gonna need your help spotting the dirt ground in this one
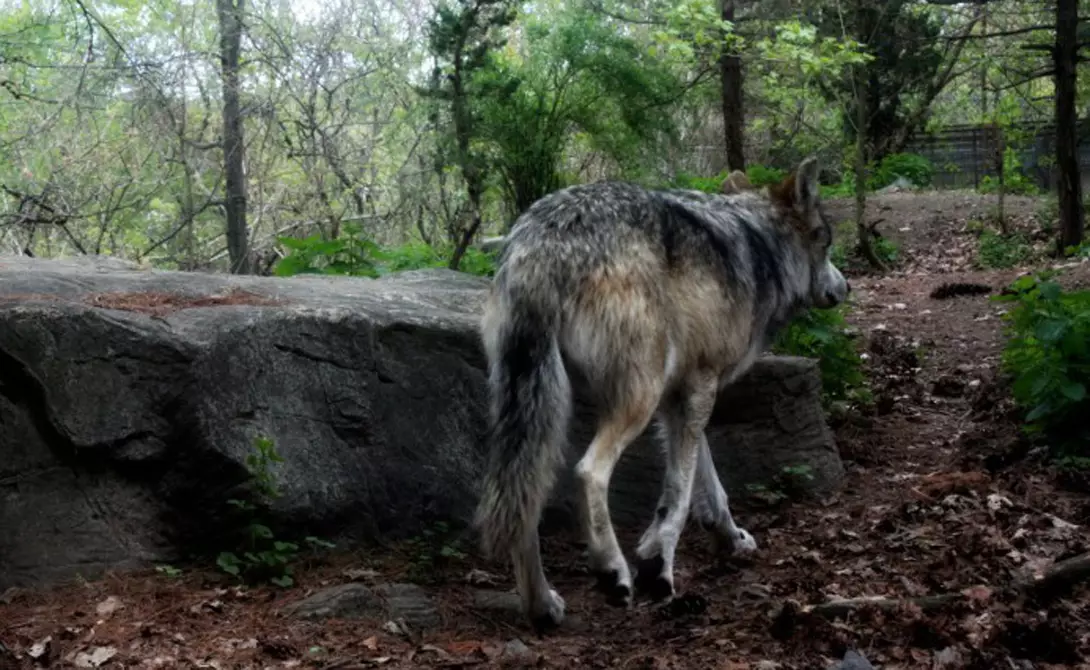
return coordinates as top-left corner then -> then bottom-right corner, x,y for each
3,190 -> 1090,670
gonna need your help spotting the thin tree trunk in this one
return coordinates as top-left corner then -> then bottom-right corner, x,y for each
1055,0 -> 1084,254
994,123 -> 1007,233
719,0 -> 745,172
216,0 -> 251,274
854,61 -> 885,272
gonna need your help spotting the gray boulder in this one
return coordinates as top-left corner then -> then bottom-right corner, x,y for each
0,255 -> 843,589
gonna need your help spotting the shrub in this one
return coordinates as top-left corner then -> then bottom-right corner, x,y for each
671,171 -> 728,194
273,227 -> 498,279
977,148 -> 1039,196
870,152 -> 933,190
995,273 -> 1090,459
976,229 -> 1033,269
745,164 -> 788,187
772,304 -> 870,407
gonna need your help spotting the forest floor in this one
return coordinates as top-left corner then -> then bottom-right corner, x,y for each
3,190 -> 1090,670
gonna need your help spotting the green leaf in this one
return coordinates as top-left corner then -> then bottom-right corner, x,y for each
1060,381 -> 1086,402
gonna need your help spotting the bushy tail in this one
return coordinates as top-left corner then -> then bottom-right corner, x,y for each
474,303 -> 571,561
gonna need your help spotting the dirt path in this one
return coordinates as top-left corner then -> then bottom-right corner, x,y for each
3,192 -> 1089,670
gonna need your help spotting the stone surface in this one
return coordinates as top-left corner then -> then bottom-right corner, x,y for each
282,582 -> 440,630
0,255 -> 843,589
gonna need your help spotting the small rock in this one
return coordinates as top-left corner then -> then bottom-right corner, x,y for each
464,569 -> 499,586
501,639 -> 533,660
283,583 -> 439,631
933,646 -> 963,668
73,646 -> 118,668
96,596 -> 123,616
471,589 -> 521,613
27,636 -> 52,661
830,649 -> 875,670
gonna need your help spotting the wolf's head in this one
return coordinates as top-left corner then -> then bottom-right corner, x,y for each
766,156 -> 849,310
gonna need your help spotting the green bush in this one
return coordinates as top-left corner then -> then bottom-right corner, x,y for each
870,152 -> 933,190
772,304 -> 870,407
978,148 -> 1039,196
671,171 -> 728,194
976,229 -> 1033,269
995,274 -> 1090,458
273,227 -> 498,279
745,164 -> 788,187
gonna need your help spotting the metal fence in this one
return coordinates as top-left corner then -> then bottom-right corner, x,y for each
904,122 -> 1090,192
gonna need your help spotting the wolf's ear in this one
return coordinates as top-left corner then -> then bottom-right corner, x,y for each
721,170 -> 752,195
794,156 -> 821,212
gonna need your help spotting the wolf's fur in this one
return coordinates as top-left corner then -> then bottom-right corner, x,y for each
473,156 -> 849,631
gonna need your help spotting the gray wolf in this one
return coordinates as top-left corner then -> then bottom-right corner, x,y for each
473,156 -> 849,631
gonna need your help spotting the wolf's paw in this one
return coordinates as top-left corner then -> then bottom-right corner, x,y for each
730,528 -> 757,554
529,589 -> 566,634
594,568 -> 633,607
634,555 -> 674,602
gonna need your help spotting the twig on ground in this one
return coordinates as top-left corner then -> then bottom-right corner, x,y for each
796,551 -> 1090,621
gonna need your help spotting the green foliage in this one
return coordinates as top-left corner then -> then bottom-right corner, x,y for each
872,235 -> 900,266
155,564 -> 183,578
672,171 -> 728,194
475,10 -> 687,214
976,229 -> 1034,269
995,274 -> 1090,458
217,436 -> 335,587
978,148 -> 1039,196
870,153 -> 933,189
746,164 -> 788,187
772,305 -> 870,407
403,521 -> 468,583
273,227 -> 498,279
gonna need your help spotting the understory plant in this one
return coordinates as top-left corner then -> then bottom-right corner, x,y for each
772,304 -> 870,408
217,436 -> 334,587
274,225 -> 498,278
995,273 -> 1090,461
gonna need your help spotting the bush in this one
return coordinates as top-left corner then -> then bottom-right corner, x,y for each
671,171 -> 728,194
772,304 -> 870,407
977,147 -> 1039,196
870,152 -> 933,190
995,273 -> 1090,458
745,164 -> 788,187
273,227 -> 497,279
976,229 -> 1033,269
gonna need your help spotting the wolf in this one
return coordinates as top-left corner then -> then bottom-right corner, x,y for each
473,156 -> 849,631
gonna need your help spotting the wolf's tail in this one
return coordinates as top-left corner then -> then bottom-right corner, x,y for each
474,299 -> 572,561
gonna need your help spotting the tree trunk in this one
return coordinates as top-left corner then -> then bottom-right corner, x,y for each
1055,0 -> 1085,254
216,0 -> 251,274
719,0 -> 745,172
854,65 -> 884,272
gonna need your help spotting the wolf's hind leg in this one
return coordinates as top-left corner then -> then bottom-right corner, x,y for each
690,434 -> 758,555
512,527 -> 566,633
575,382 -> 661,607
634,371 -> 718,601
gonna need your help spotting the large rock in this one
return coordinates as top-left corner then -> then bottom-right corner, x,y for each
0,256 -> 843,589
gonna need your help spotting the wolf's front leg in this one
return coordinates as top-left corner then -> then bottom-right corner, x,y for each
689,433 -> 757,555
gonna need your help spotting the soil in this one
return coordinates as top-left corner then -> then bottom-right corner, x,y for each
3,190 -> 1090,670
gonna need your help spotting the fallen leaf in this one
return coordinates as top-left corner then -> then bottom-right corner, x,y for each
362,636 -> 378,651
